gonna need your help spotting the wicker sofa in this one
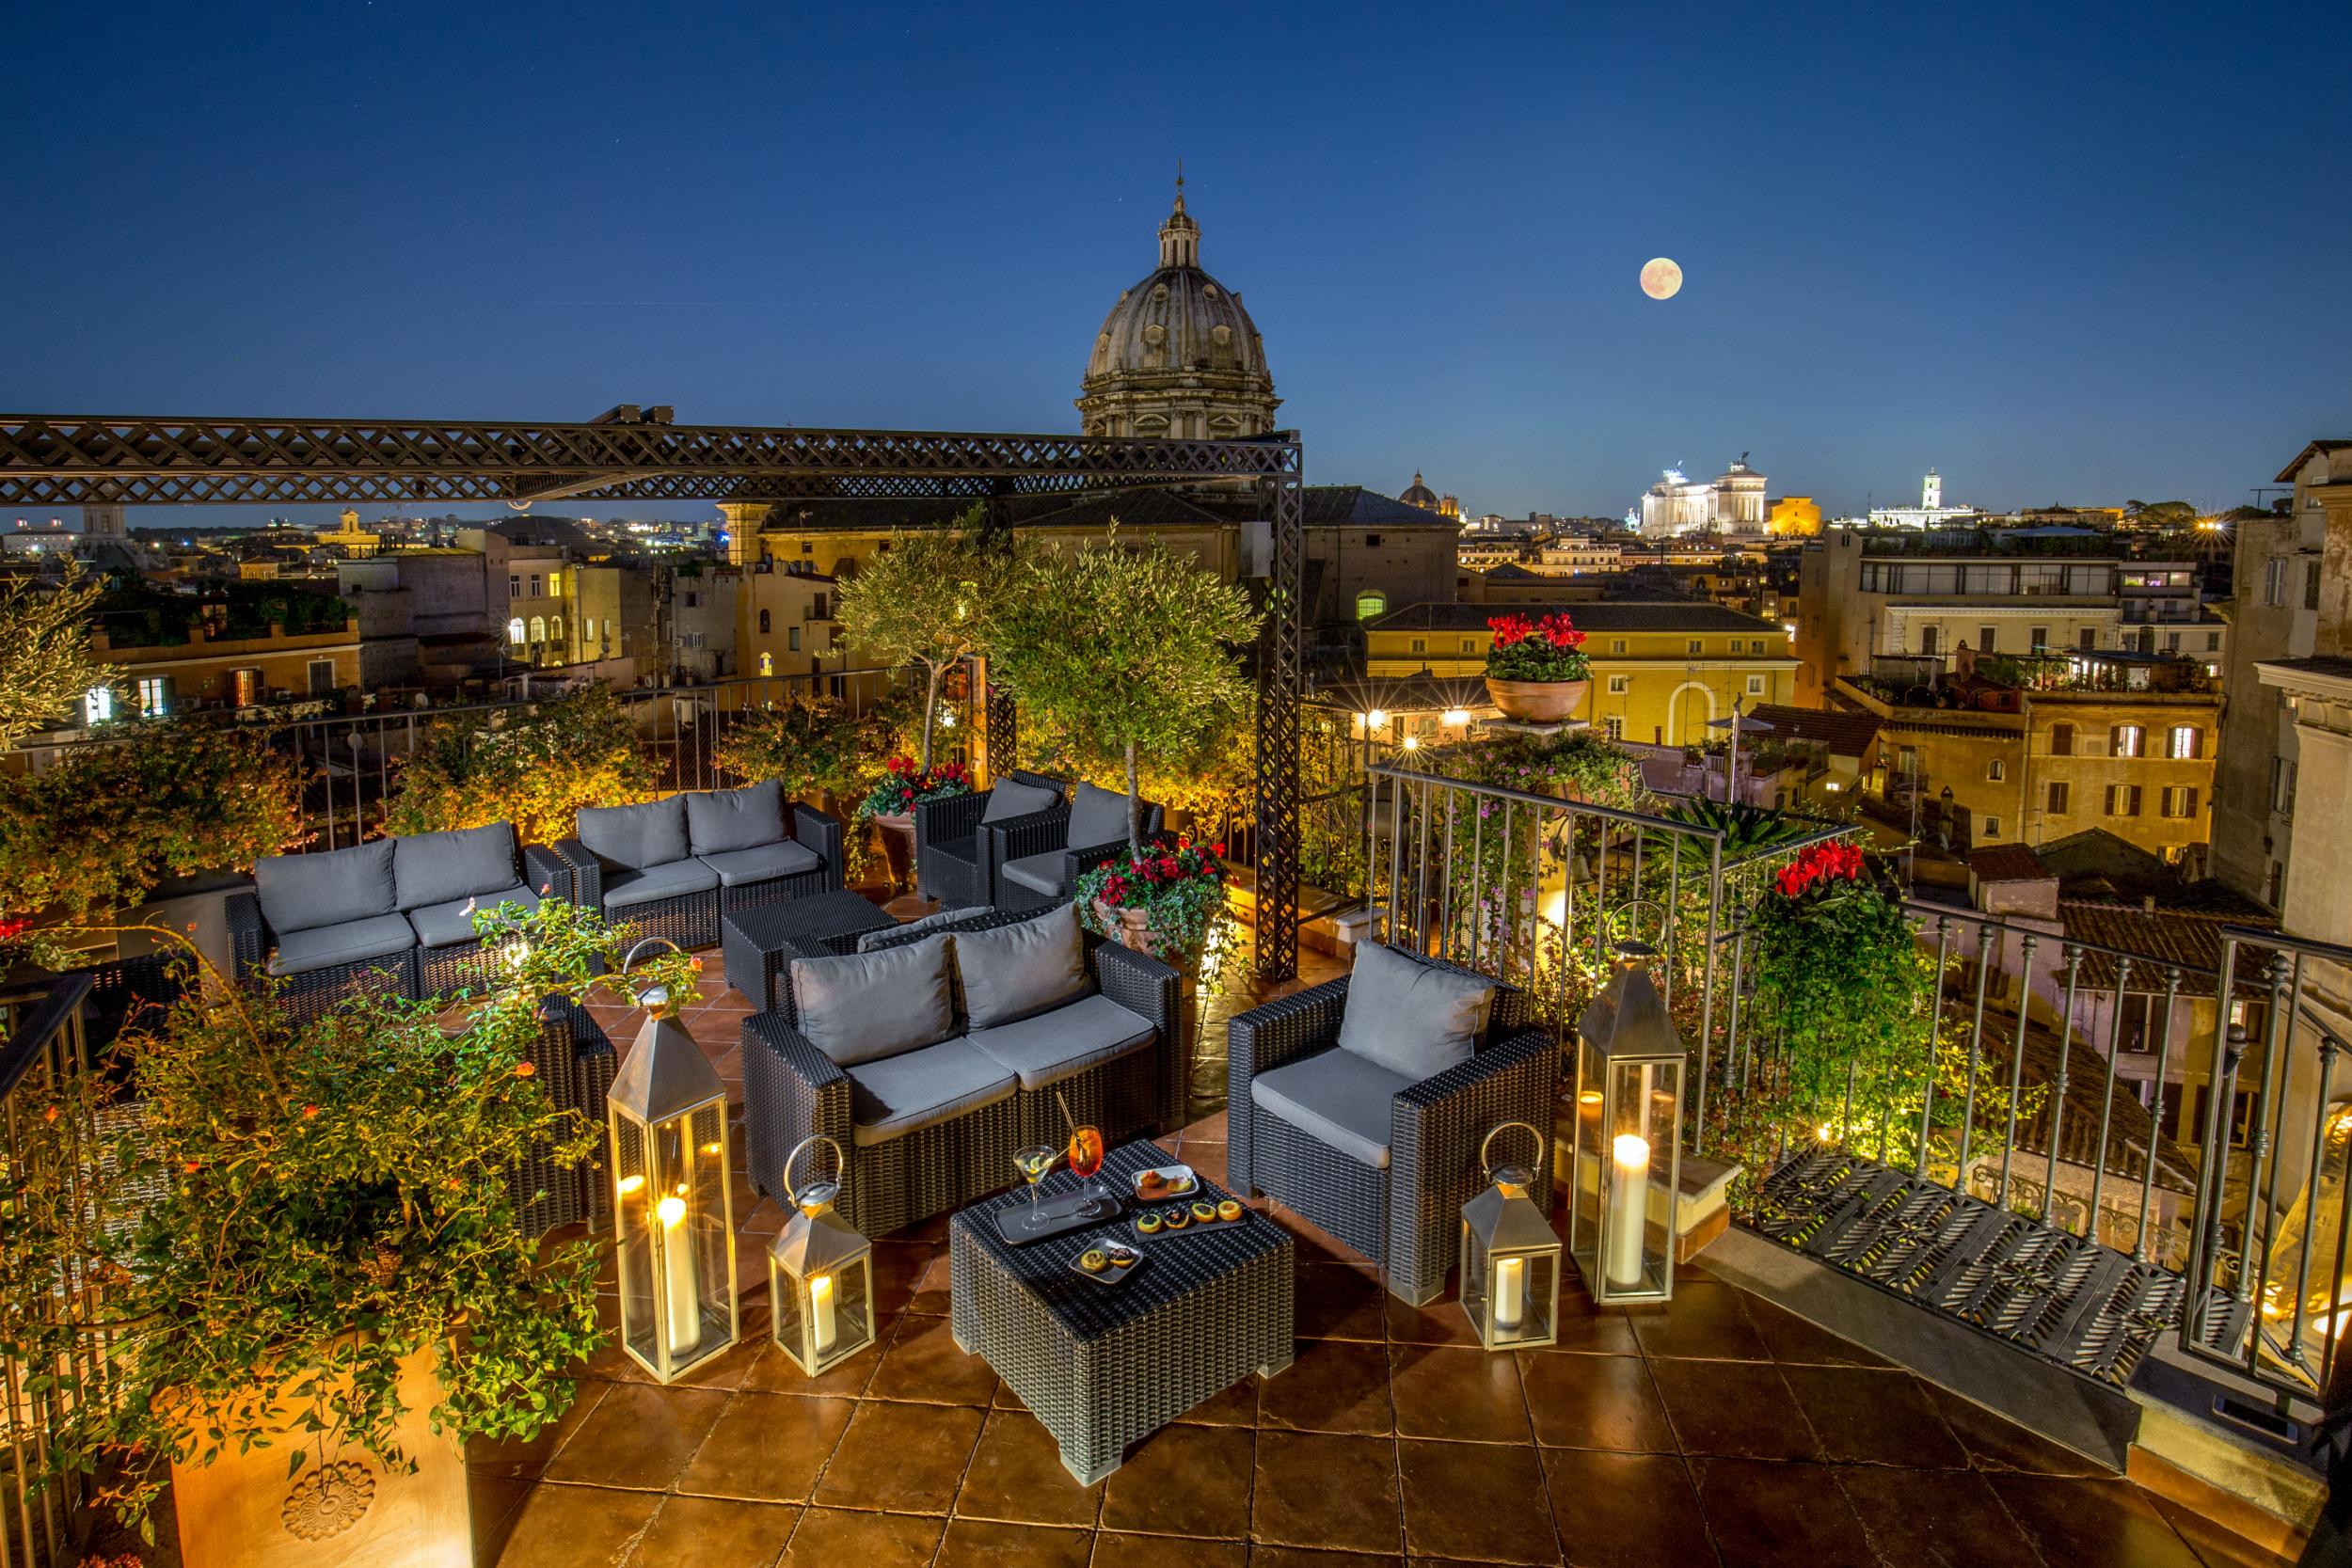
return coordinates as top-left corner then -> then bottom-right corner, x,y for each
1228,943 -> 1558,1306
228,823 -> 566,1016
914,770 -> 1068,908
992,781 -> 1165,914
552,782 -> 843,951
742,904 -> 1180,1236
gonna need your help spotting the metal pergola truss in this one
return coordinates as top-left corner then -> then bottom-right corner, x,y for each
0,411 -> 1307,979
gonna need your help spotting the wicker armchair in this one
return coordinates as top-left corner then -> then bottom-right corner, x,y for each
554,797 -> 843,952
741,908 -> 1180,1236
1227,953 -> 1558,1306
914,770 -> 1067,908
991,795 -> 1167,914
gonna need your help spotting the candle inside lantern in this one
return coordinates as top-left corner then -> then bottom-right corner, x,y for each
657,1194 -> 703,1358
1493,1256 -> 1526,1332
808,1273 -> 838,1357
1607,1134 -> 1650,1289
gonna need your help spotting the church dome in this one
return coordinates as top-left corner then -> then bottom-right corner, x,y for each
1400,471 -> 1439,509
1077,182 -> 1279,440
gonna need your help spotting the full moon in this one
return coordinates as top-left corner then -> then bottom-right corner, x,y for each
1640,258 -> 1683,300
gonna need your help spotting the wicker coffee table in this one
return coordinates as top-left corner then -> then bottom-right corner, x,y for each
950,1140 -> 1294,1483
720,890 -> 898,1010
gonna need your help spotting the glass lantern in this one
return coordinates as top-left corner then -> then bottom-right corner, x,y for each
607,944 -> 739,1383
1570,940 -> 1688,1306
769,1135 -> 877,1377
1459,1120 -> 1563,1350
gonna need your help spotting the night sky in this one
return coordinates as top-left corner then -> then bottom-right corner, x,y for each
4,0 -> 2344,525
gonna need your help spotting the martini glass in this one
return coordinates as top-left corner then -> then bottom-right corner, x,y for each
1013,1145 -> 1057,1229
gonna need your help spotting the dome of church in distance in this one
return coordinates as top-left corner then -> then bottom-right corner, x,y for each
1077,176 -> 1279,440
1399,471 -> 1439,509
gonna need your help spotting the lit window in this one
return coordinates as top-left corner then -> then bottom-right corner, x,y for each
508,618 -> 526,644
82,686 -> 113,724
135,676 -> 168,718
1355,591 -> 1387,621
2167,725 -> 2201,760
2110,724 -> 2144,758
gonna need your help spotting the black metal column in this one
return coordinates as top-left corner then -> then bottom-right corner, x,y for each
978,485 -> 1019,779
1253,467 -> 1304,983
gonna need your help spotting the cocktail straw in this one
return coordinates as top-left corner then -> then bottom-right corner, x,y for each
1054,1088 -> 1078,1141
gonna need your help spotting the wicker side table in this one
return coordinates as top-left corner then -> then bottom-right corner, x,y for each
720,891 -> 898,1010
949,1140 -> 1294,1483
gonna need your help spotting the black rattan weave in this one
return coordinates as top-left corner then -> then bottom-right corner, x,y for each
988,801 -> 1165,914
914,772 -> 1067,906
720,891 -> 896,1011
556,800 -> 845,952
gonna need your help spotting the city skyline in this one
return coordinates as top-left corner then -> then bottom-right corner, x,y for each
4,0 -> 2345,526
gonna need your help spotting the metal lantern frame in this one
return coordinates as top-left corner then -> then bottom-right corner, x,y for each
1459,1120 -> 1564,1350
768,1134 -> 877,1377
1570,939 -> 1689,1307
607,939 -> 740,1383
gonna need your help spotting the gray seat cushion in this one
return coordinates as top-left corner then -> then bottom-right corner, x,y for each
685,783 -> 786,856
1067,782 -> 1131,848
268,913 -> 418,977
856,906 -> 991,953
999,851 -> 1069,898
601,858 -> 720,910
980,778 -> 1058,823
697,839 -> 822,888
966,992 -> 1155,1092
577,797 -> 690,871
392,823 -> 521,911
843,1037 -> 1017,1148
953,904 -> 1090,1028
1334,942 -> 1495,1083
254,840 -> 399,935
1250,1045 -> 1411,1171
408,886 -> 540,949
789,932 -> 957,1067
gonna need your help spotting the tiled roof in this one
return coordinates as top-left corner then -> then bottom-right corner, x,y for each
1745,704 -> 1881,756
2275,439 -> 2352,484
1299,487 -> 1462,529
1968,845 -> 2052,883
1363,601 -> 1782,634
1309,673 -> 1490,714
2257,655 -> 2352,687
2058,902 -> 2279,998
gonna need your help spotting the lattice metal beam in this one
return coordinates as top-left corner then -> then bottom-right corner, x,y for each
1253,471 -> 1304,984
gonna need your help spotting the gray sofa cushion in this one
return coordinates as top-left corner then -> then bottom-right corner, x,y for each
980,778 -> 1058,824
697,839 -> 822,888
1250,1045 -> 1412,1171
268,913 -> 418,977
999,851 -> 1069,898
392,823 -> 521,911
576,797 -> 689,871
1335,942 -> 1494,1083
966,992 -> 1155,1091
789,932 -> 957,1067
953,904 -> 1089,1029
408,886 -> 540,949
1067,782 -> 1130,848
856,906 -> 990,953
844,1037 -> 1017,1148
254,841 -> 398,935
685,782 -> 786,856
601,858 -> 721,910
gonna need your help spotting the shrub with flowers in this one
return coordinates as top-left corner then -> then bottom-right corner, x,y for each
853,754 -> 973,821
1075,834 -> 1229,964
1485,611 -> 1590,683
1772,838 -> 1868,898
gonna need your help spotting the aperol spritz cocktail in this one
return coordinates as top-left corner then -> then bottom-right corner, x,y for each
1068,1124 -> 1105,1206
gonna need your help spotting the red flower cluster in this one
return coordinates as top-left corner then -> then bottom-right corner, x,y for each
871,757 -> 972,813
1486,611 -> 1587,652
1775,840 -> 1867,898
1095,836 -> 1223,909
0,916 -> 26,944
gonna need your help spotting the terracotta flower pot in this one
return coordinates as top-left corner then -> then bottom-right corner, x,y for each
1485,676 -> 1589,723
1091,899 -> 1165,958
870,812 -> 916,893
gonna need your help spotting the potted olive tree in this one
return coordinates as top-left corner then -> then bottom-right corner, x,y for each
834,516 -> 1008,775
0,563 -> 112,749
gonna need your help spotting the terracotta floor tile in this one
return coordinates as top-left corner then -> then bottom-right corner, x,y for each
1259,1338 -> 1394,1435
1921,1385 -> 2108,1477
469,1378 -> 607,1481
1297,1262 -> 1389,1341
491,1481 -> 663,1568
1986,1473 -> 2205,1568
630,1496 -> 799,1568
868,1313 -> 1000,1406
1251,1430 -> 1404,1556
1741,1297 -> 1891,1369
955,1410 -> 1104,1528
871,1239 -> 940,1319
778,1507 -> 946,1567
1540,1448 -> 1718,1568
1173,1372 -> 1263,1427
1388,1344 -> 1533,1443
1778,1366 -> 1968,1469
1396,1438 -> 1559,1565
675,1391 -> 854,1503
1835,1464 -> 2045,1568
1647,1357 -> 1819,1462
906,1245 -> 956,1315
544,1381 -> 730,1490
1093,1532 -> 1250,1567
1688,1458 -> 1878,1568
1626,1281 -> 1769,1361
811,1400 -> 984,1513
1097,1421 -> 1255,1539
741,1335 -> 881,1399
1538,1297 -> 1641,1356
1248,1549 -> 1402,1568
1384,1290 -> 1487,1349
936,1518 -> 1094,1568
1518,1352 -> 1676,1453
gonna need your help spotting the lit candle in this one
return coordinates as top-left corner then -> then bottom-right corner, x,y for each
1608,1134 -> 1650,1289
1493,1256 -> 1526,1333
657,1194 -> 703,1358
808,1274 -> 837,1358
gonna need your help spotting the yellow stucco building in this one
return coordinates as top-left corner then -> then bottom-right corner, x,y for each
1766,496 -> 1822,536
1361,603 -> 1800,747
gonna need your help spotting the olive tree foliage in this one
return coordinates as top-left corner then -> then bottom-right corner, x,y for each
833,511 -> 1012,771
0,565 -> 113,748
989,535 -> 1262,856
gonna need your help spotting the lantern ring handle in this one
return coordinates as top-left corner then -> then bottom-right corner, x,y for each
1603,898 -> 1665,953
1479,1120 -> 1545,1182
782,1135 -> 846,1206
619,937 -> 683,974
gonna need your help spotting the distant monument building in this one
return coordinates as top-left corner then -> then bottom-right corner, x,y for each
1398,471 -> 1463,521
1637,456 -> 1766,536
1075,178 -> 1279,440
1867,468 -> 1981,530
